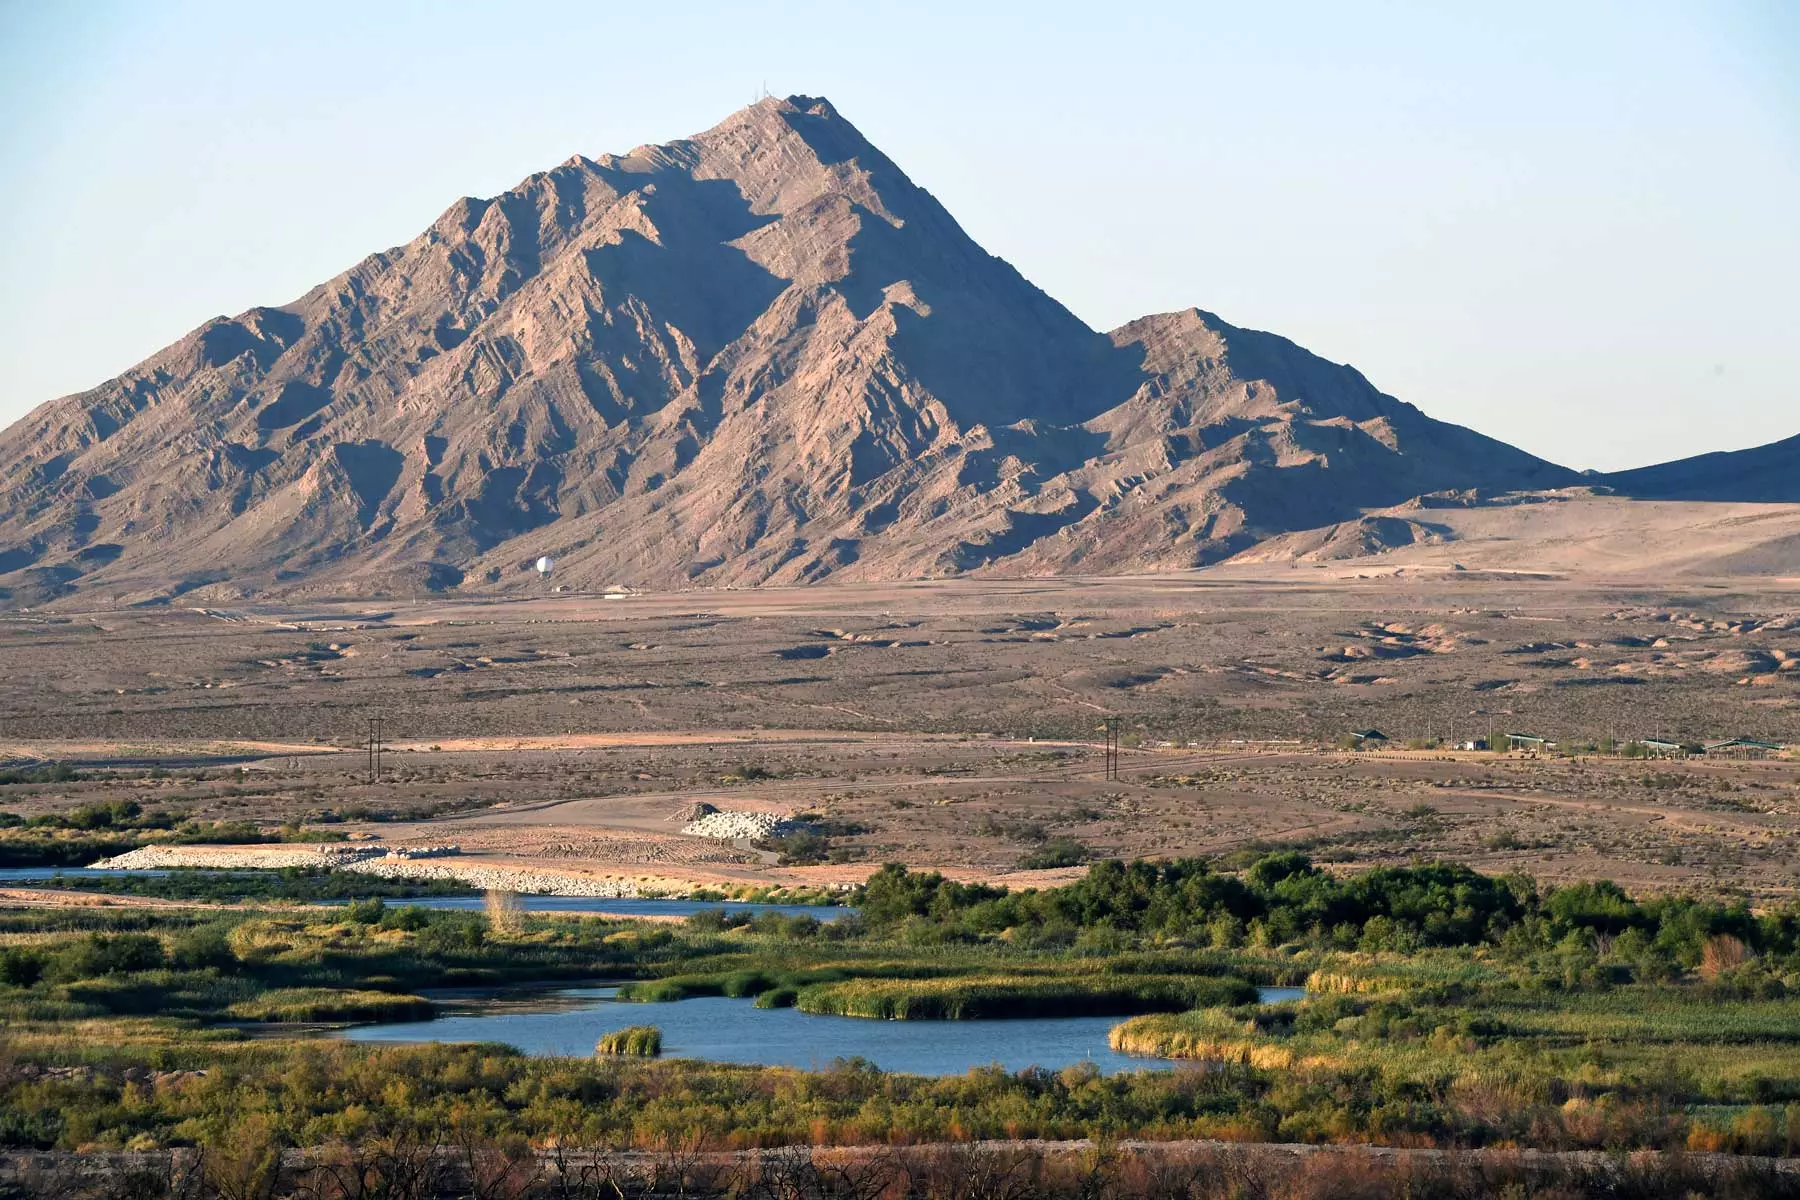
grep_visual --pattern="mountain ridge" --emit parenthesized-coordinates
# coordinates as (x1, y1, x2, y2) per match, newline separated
(0, 94, 1692, 605)
(1600, 434, 1800, 505)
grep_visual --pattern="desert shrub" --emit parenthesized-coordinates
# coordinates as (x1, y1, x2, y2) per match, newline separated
(170, 819, 273, 844)
(1701, 934, 1752, 981)
(759, 829, 831, 865)
(0, 763, 79, 786)
(1018, 837, 1090, 870)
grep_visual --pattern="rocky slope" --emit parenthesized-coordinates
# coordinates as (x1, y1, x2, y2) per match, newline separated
(0, 95, 1578, 604)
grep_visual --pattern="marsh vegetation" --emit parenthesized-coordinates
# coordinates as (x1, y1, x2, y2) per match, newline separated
(0, 852, 1795, 1173)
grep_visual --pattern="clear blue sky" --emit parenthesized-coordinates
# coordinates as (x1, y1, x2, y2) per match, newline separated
(2, 0, 1795, 471)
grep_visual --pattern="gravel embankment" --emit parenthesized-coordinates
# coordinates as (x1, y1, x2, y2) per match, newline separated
(345, 858, 653, 897)
(90, 845, 385, 870)
(87, 844, 664, 897)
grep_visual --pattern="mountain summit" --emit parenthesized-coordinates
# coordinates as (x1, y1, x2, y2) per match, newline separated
(0, 96, 1575, 602)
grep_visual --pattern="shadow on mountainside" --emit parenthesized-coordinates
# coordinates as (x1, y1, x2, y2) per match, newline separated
(1601, 434, 1800, 503)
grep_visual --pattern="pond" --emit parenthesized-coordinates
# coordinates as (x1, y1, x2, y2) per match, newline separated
(0, 867, 239, 880)
(335, 896, 852, 921)
(341, 985, 1308, 1076)
(0, 869, 850, 922)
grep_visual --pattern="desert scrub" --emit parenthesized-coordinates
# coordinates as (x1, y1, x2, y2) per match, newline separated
(792, 973, 1257, 1020)
(224, 988, 433, 1023)
(596, 1025, 662, 1056)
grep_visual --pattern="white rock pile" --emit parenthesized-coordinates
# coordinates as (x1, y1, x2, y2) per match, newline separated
(90, 845, 388, 870)
(679, 810, 801, 840)
(88, 842, 655, 898)
(383, 844, 460, 859)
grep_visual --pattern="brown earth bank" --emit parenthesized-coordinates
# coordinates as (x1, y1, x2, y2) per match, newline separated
(3, 1139, 1799, 1200)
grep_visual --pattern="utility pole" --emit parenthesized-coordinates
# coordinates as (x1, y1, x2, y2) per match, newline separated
(1098, 717, 1120, 782)
(366, 716, 384, 785)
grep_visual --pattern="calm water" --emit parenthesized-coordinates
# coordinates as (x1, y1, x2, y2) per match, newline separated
(0, 869, 849, 921)
(319, 896, 852, 920)
(0, 868, 222, 880)
(341, 985, 1307, 1076)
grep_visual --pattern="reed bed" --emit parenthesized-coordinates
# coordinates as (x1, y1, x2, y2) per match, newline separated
(791, 973, 1257, 1020)
(223, 987, 434, 1023)
(1108, 1002, 1340, 1068)
(595, 1025, 662, 1056)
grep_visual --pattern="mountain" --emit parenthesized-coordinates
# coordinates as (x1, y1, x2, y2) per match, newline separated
(0, 95, 1579, 604)
(1600, 434, 1800, 504)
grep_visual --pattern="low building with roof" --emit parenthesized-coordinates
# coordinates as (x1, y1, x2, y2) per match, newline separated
(1704, 737, 1783, 761)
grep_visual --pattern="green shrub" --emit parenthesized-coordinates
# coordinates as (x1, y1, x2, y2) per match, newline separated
(721, 969, 779, 998)
(344, 898, 388, 924)
(617, 977, 721, 1003)
(0, 947, 46, 988)
(65, 800, 141, 831)
(170, 926, 236, 971)
(51, 933, 165, 981)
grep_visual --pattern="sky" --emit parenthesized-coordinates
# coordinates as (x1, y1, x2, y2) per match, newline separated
(1, 1, 1795, 472)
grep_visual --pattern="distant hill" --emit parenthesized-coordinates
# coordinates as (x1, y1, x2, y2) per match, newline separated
(1600, 434, 1800, 504)
(0, 95, 1585, 604)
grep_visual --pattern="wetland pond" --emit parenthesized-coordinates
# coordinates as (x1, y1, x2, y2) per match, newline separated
(341, 985, 1307, 1076)
(333, 895, 852, 921)
(0, 870, 850, 923)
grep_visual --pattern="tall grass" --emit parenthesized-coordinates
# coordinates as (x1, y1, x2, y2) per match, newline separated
(793, 974, 1257, 1020)
(224, 988, 434, 1023)
(595, 1025, 662, 1056)
(484, 889, 523, 935)
(1109, 1007, 1333, 1067)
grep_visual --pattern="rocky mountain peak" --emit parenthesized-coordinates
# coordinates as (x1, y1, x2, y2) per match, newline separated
(0, 97, 1578, 606)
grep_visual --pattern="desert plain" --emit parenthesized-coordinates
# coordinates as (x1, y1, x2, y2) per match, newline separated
(4, 555, 1797, 902)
